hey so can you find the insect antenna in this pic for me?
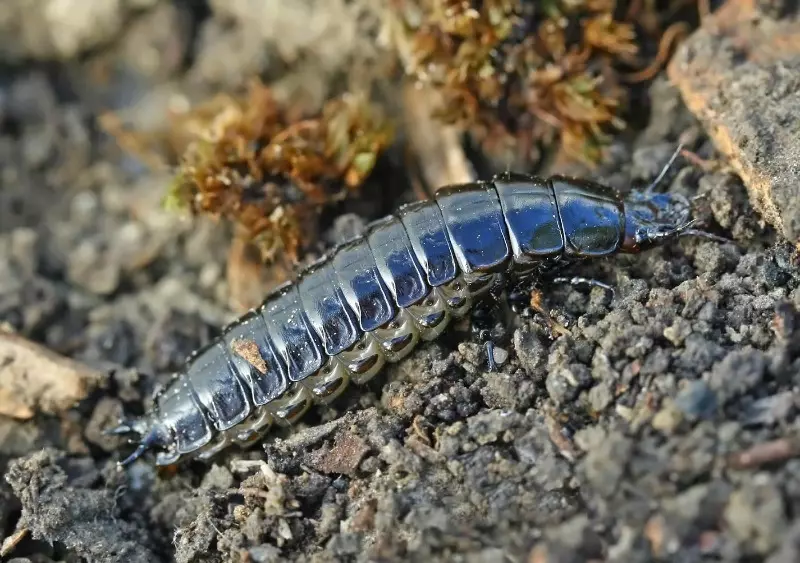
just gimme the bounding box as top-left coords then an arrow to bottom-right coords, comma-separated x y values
676,218 -> 733,244
678,228 -> 732,244
644,143 -> 685,194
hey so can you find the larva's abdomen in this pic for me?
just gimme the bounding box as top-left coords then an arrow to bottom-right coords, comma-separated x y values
185,341 -> 250,431
494,173 -> 566,261
435,182 -> 511,274
396,200 -> 458,287
110,183 -> 539,467
367,215 -> 428,308
262,284 -> 325,382
548,175 -> 625,256
221,309 -> 289,406
332,236 -> 396,332
297,260 -> 361,357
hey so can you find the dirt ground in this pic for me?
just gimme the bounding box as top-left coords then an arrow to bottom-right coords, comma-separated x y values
2,2 -> 800,563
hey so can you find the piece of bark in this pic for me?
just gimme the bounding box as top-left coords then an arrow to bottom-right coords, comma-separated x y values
402,83 -> 476,196
667,0 -> 800,242
0,332 -> 105,420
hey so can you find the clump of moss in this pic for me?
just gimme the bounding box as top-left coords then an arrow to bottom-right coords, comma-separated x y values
104,81 -> 394,264
387,0 -> 682,165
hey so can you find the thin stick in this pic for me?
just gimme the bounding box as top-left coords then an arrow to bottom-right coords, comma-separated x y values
623,22 -> 690,83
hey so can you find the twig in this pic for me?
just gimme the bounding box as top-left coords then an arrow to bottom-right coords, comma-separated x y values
727,436 -> 800,469
623,22 -> 690,83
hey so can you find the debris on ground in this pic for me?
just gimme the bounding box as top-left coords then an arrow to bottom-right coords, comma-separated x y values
0,331 -> 105,420
385,0 -> 698,167
1,2 -> 800,563
102,79 -> 395,268
668,0 -> 800,243
5,448 -> 156,563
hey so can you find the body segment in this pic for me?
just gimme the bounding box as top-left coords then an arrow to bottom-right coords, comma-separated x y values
550,176 -> 625,256
494,173 -> 565,262
109,158 -> 724,467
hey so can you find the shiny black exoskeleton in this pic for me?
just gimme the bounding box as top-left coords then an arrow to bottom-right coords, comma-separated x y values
107,146 -> 727,467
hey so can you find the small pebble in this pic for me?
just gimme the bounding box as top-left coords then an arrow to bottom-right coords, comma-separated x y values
674,380 -> 718,420
652,402 -> 684,433
491,346 -> 508,366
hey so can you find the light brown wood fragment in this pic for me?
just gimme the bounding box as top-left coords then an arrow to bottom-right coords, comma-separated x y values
230,337 -> 268,374
667,0 -> 800,242
402,83 -> 476,196
0,332 -> 104,420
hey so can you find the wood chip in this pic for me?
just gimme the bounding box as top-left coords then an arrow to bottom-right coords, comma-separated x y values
727,435 -> 800,469
1,527 -> 28,557
230,337 -> 268,374
0,332 -> 104,420
309,432 -> 370,476
402,83 -> 476,196
667,0 -> 800,242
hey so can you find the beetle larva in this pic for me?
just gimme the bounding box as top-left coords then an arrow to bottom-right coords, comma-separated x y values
107,146 -> 727,467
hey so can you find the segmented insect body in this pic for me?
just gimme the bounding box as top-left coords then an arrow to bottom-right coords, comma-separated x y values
109,153 -> 723,467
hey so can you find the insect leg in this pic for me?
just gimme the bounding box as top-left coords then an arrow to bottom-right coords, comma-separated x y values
469,283 -> 514,371
484,341 -> 498,371
528,287 -> 570,338
551,276 -> 616,300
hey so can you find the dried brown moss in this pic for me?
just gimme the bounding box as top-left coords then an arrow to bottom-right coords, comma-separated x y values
386,0 -> 690,165
103,81 -> 394,264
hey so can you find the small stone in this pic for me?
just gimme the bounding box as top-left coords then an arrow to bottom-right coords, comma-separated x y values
248,544 -> 283,563
767,520 -> 800,563
707,347 -> 766,402
587,381 -> 613,413
513,417 -> 572,491
0,0 -> 147,62
663,318 -> 692,346
491,345 -> 509,366
725,479 -> 788,555
673,380 -> 718,420
200,464 -> 235,491
652,403 -> 684,433
546,368 -> 575,404
514,325 -> 548,377
67,239 -> 121,296
573,425 -> 607,453
740,391 -> 796,427
580,431 -> 632,498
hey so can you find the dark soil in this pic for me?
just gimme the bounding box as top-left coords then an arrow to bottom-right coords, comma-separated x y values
1,2 -> 799,563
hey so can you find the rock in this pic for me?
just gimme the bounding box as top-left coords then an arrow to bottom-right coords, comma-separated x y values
0,331 -> 105,419
5,448 -> 156,563
767,520 -> 800,563
194,0 -> 388,100
652,402 -> 684,433
667,0 -> 800,242
673,380 -> 718,421
725,479 -> 788,555
0,0 -> 154,62
580,430 -> 632,498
